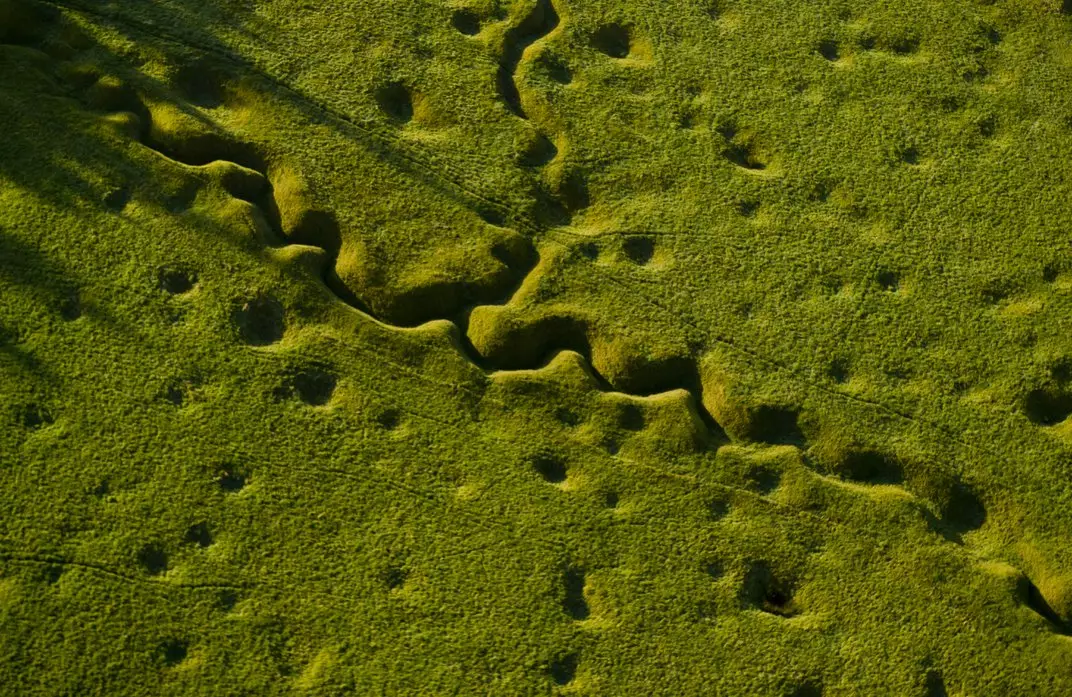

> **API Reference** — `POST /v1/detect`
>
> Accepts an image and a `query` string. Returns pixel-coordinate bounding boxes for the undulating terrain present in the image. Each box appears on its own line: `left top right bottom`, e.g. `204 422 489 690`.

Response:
3 0 1072 694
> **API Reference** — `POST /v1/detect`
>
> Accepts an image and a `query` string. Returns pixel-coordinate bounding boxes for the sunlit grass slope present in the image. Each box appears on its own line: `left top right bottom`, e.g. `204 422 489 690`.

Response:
4 0 1072 694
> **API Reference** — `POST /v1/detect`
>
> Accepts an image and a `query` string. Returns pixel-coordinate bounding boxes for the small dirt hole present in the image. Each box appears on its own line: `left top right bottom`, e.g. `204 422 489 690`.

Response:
592 24 631 58
789 682 823 697
218 589 239 611
578 242 599 260
840 450 904 484
828 358 850 383
724 143 766 170
746 465 781 495
184 522 213 548
899 147 920 165
555 407 581 426
164 384 185 407
519 132 558 168
59 293 82 321
740 561 797 616
159 268 196 295
623 236 655 265
818 40 839 61
541 54 572 84
708 498 730 520
891 36 920 54
287 366 337 406
21 405 53 429
160 639 188 666
376 409 400 430
138 544 168 575
925 670 948 697
375 82 413 123
234 296 284 346
174 61 225 108
876 270 900 291
563 568 589 620
746 405 805 445
44 565 64 585
103 187 130 211
549 653 578 685
217 464 247 493
943 481 986 535
451 9 481 35
385 566 407 590
533 453 567 483
479 208 505 226
619 403 645 431
1023 388 1072 425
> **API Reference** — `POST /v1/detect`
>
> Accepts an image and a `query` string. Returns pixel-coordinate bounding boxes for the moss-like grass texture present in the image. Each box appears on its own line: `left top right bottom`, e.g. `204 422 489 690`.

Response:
4 0 1072 694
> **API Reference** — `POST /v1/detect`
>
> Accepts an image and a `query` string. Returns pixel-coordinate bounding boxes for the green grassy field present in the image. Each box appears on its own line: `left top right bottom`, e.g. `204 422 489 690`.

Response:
4 0 1072 693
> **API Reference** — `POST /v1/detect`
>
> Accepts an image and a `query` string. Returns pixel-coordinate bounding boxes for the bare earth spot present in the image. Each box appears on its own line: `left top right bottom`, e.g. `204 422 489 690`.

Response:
818 40 839 61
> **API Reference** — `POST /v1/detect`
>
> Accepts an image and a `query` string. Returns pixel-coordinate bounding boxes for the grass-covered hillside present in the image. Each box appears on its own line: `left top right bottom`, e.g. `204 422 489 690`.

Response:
4 0 1072 694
